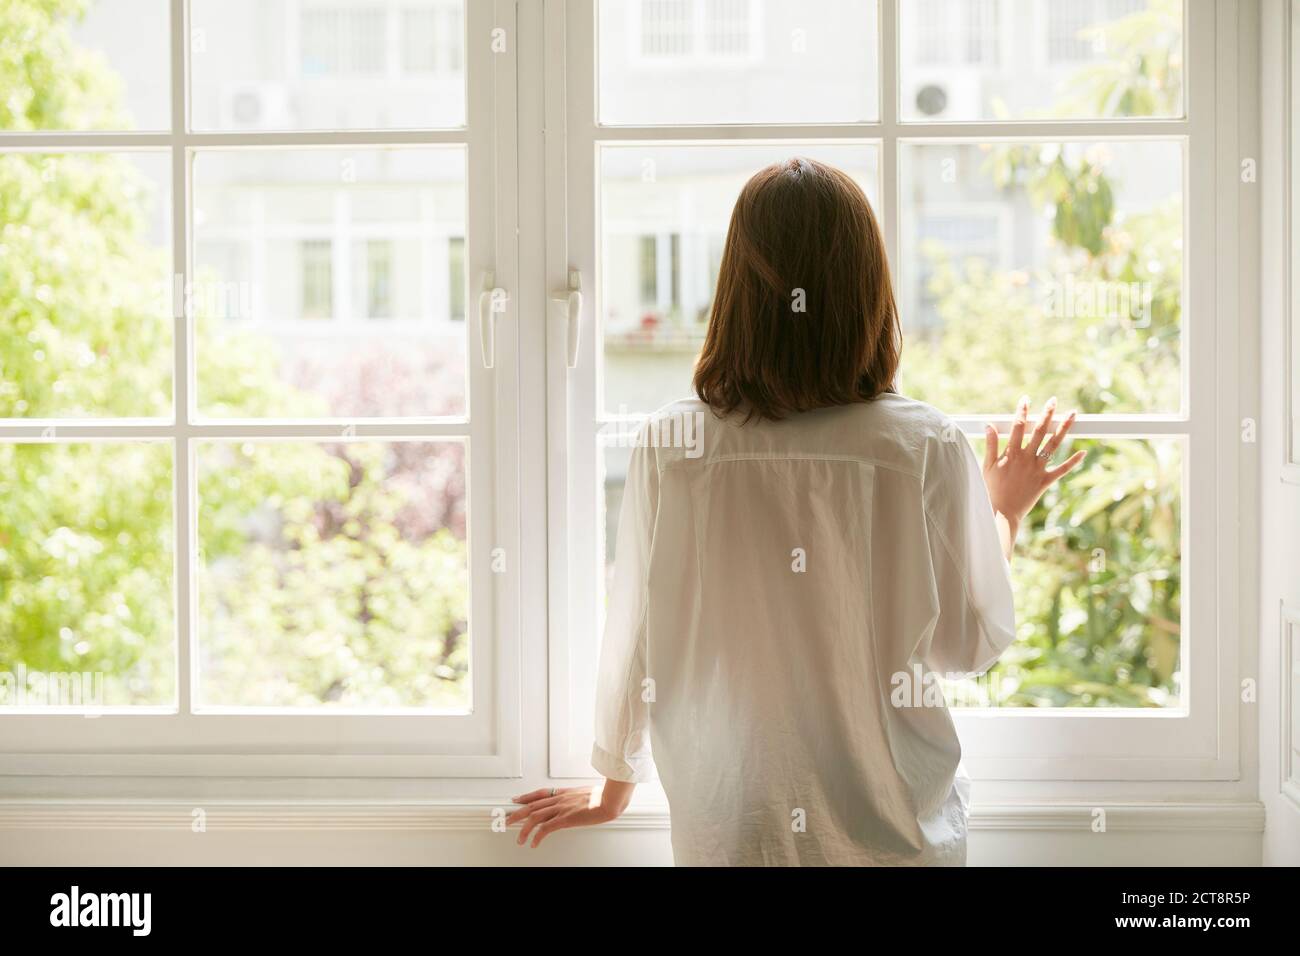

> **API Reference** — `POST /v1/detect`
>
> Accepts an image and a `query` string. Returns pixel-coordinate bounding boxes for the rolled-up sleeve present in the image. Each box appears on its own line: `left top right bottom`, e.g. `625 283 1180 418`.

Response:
591 435 660 783
921 430 1017 677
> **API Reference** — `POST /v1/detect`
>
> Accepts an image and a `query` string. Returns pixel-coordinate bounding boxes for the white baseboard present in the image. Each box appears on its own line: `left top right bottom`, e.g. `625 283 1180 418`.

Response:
0 801 1264 866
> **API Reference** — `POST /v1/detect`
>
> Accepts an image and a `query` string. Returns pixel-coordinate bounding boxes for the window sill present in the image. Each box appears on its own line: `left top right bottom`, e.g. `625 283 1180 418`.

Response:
0 799 1263 834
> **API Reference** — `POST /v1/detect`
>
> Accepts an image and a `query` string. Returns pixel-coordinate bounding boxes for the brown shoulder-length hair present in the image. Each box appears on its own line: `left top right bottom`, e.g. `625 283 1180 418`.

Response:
693 157 900 421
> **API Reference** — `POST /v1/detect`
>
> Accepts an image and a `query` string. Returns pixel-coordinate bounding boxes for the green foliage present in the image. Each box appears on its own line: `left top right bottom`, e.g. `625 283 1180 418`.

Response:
963 439 1181 707
1057 0 1184 119
0 442 174 703
0 151 171 419
197 442 469 709
0 0 130 132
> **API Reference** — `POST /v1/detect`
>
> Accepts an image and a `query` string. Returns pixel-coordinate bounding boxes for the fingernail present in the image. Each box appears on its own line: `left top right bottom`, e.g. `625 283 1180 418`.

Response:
1047 396 1057 407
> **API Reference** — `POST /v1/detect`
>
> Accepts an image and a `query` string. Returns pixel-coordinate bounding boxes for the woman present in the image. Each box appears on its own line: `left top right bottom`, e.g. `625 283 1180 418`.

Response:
510 157 1084 865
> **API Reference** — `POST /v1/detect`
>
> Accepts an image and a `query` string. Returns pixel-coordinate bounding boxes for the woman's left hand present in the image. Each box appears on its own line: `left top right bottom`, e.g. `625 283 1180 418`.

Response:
508 780 635 848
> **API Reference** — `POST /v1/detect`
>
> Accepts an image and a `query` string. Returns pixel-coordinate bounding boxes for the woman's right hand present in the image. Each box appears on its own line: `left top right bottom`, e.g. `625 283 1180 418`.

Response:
982 396 1086 536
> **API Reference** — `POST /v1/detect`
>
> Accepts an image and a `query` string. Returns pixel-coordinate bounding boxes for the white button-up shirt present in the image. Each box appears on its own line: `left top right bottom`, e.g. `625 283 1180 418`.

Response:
592 394 1016 866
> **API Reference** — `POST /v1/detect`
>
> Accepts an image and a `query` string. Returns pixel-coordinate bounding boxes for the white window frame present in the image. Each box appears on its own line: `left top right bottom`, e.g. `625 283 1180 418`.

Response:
547 0 1242 782
0 0 521 780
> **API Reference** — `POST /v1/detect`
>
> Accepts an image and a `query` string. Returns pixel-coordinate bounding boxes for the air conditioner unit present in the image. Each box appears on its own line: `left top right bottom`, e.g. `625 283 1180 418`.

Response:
902 68 983 120
219 84 294 130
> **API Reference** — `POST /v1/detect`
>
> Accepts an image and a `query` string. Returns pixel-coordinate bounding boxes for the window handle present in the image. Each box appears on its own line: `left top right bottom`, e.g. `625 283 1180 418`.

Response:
479 272 506 369
551 270 583 369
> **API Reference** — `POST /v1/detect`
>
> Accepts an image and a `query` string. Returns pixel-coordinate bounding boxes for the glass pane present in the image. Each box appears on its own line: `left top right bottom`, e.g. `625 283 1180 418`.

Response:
948 437 1182 708
196 439 469 711
0 442 174 709
192 148 467 419
0 152 172 419
598 0 879 124
899 140 1182 415
899 0 1184 121
190 0 466 130
600 143 880 414
1 0 170 131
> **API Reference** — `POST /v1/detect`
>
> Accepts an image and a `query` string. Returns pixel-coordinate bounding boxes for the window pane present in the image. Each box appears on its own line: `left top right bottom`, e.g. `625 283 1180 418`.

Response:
0 152 172 419
196 439 469 711
899 140 1182 415
900 0 1184 121
300 239 334 320
447 236 466 322
600 143 879 414
190 0 466 130
949 437 1182 708
1 0 170 131
0 441 174 709
192 148 467 419
359 239 394 319
598 0 880 124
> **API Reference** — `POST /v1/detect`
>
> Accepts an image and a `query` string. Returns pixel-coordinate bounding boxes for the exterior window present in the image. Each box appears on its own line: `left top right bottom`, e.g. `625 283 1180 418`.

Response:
703 0 752 56
911 211 1005 330
445 6 464 72
400 5 463 74
641 0 694 56
636 0 758 63
1048 0 1147 64
365 240 394 319
401 7 441 73
637 235 659 307
300 239 335 320
965 0 999 64
448 235 466 321
669 233 682 313
915 0 999 66
300 7 386 76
